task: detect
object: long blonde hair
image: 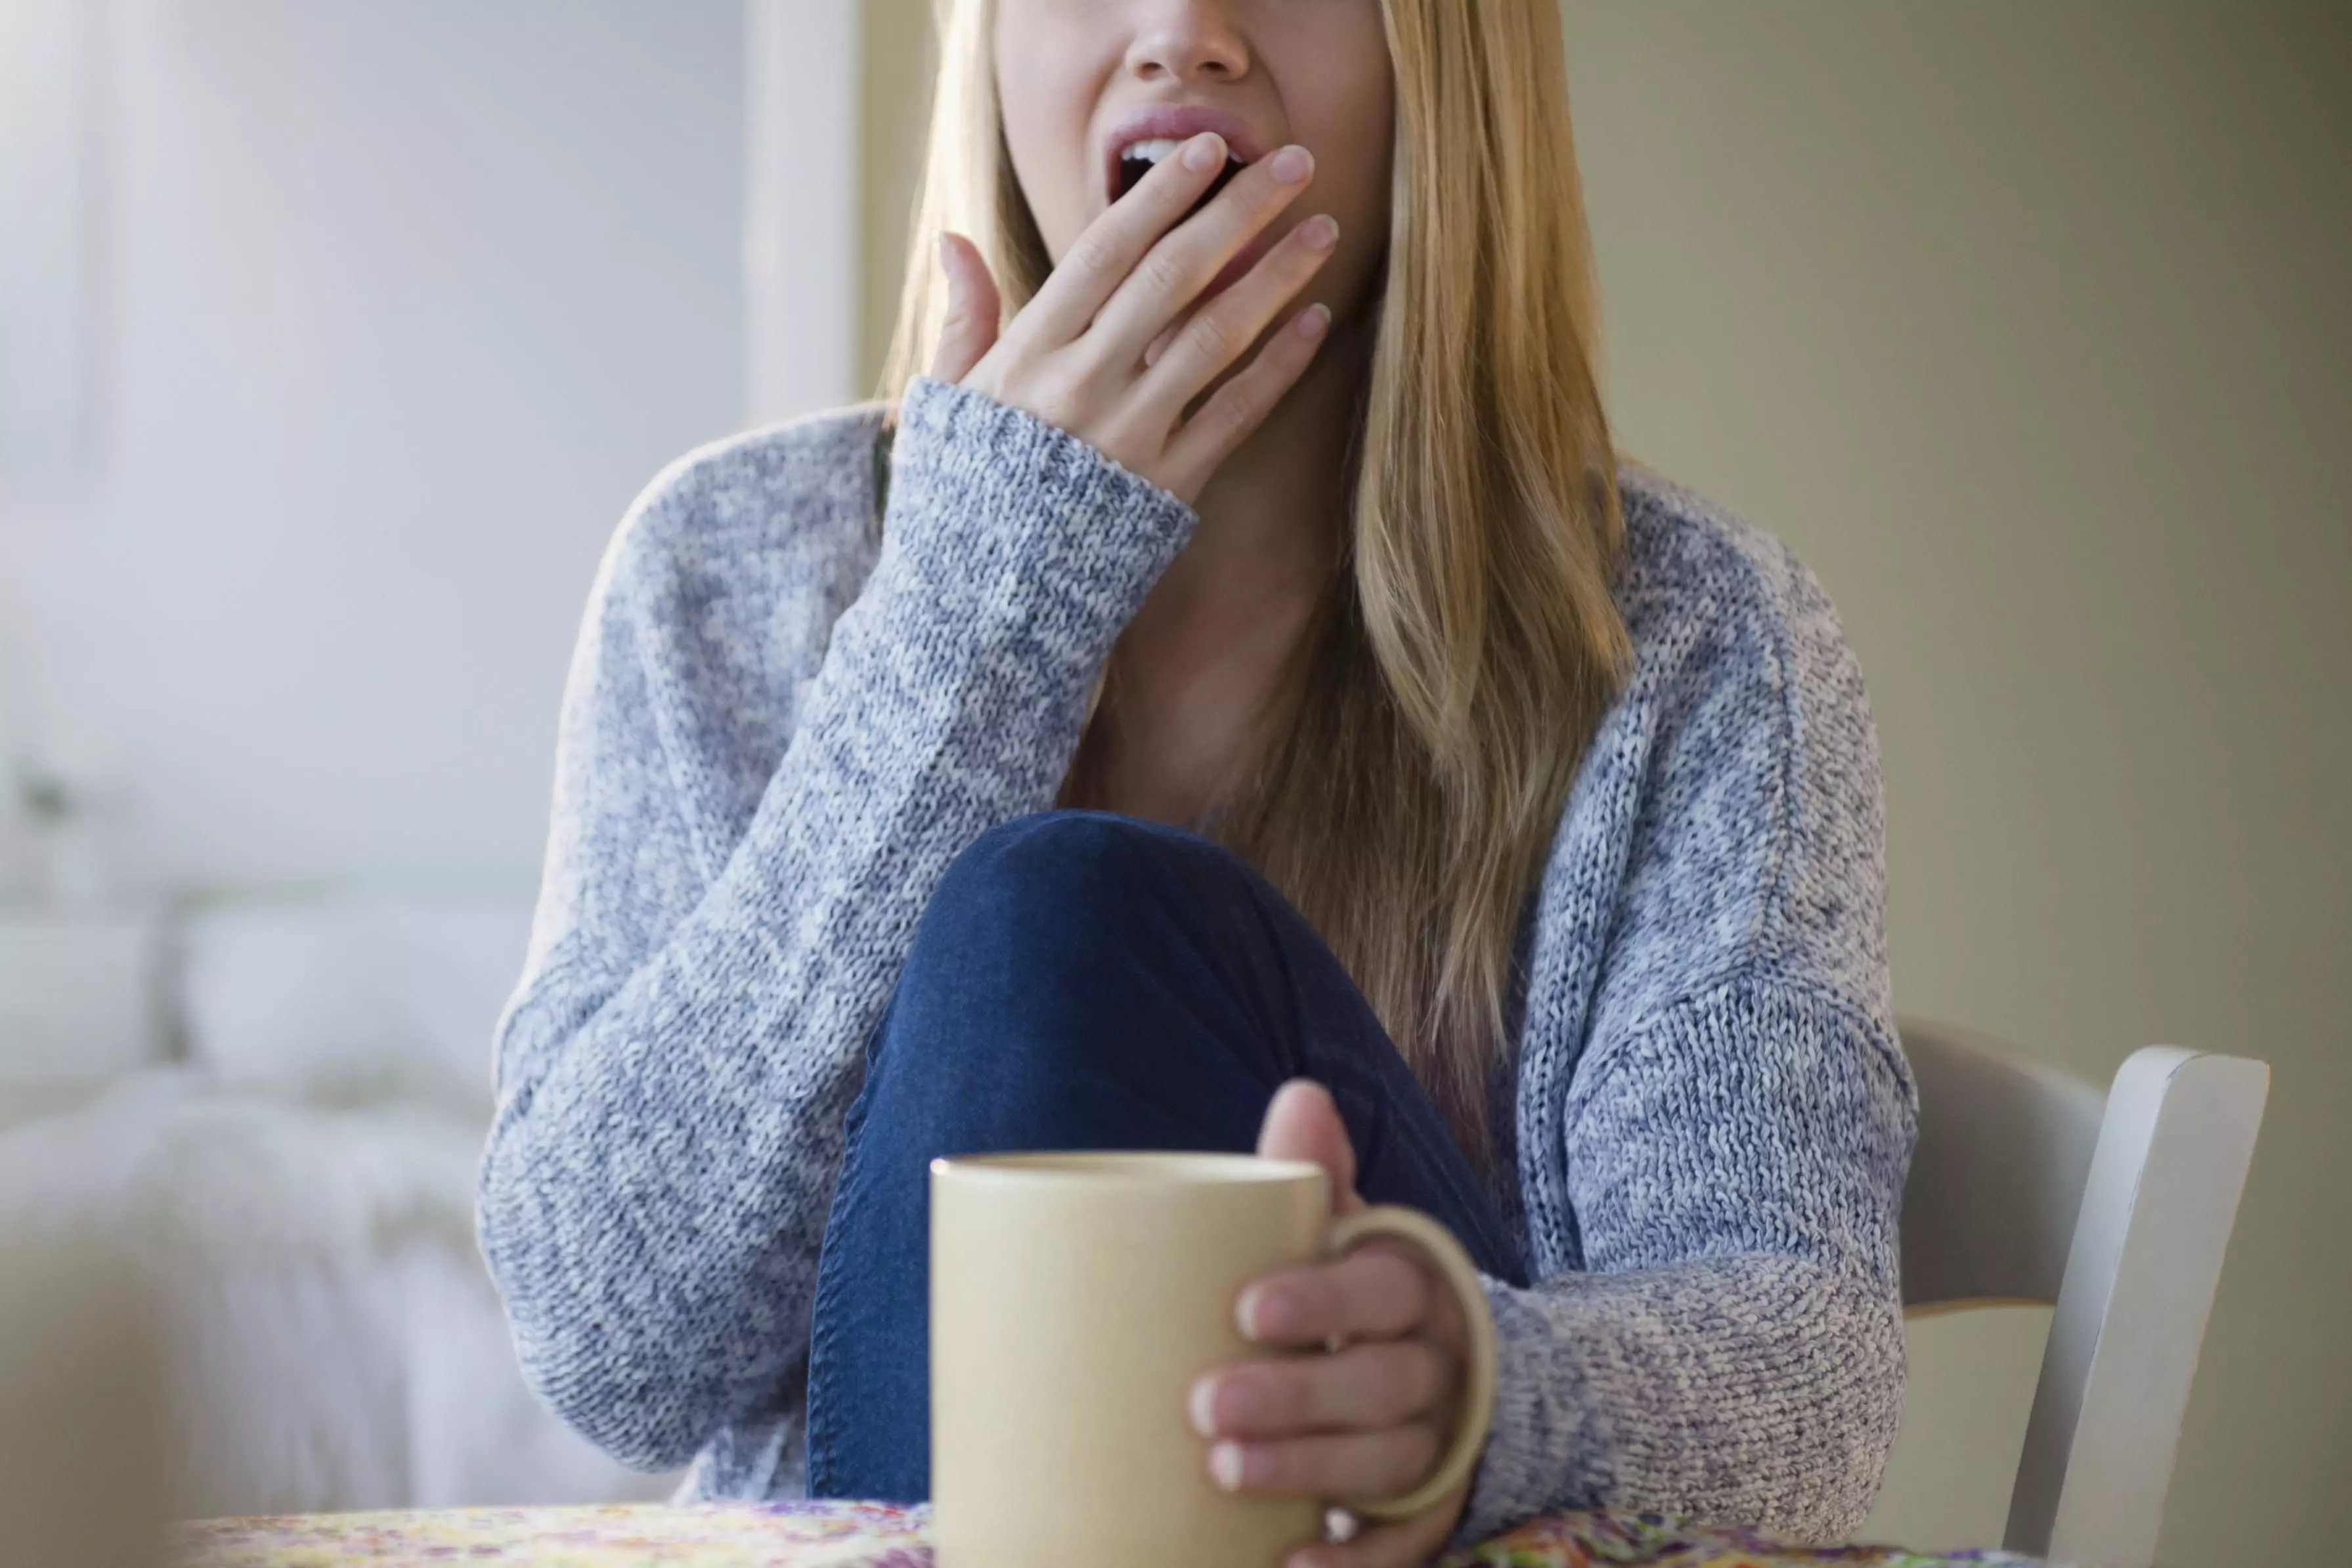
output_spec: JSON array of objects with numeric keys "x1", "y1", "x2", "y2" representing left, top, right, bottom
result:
[{"x1": 879, "y1": 0, "x2": 1632, "y2": 1171}]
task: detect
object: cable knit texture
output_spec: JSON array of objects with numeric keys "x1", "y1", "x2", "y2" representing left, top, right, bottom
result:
[{"x1": 477, "y1": 375, "x2": 1917, "y2": 1543}]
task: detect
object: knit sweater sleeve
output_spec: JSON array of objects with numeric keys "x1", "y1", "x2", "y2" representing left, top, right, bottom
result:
[
  {"x1": 475, "y1": 376, "x2": 1194, "y2": 1470},
  {"x1": 1457, "y1": 507, "x2": 1917, "y2": 1543}
]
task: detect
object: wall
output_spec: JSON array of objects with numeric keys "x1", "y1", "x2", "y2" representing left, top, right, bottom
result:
[
  {"x1": 861, "y1": 0, "x2": 939, "y2": 399},
  {"x1": 746, "y1": 0, "x2": 860, "y2": 424},
  {"x1": 0, "y1": 0, "x2": 749, "y2": 897},
  {"x1": 858, "y1": 3, "x2": 2351, "y2": 1559},
  {"x1": 1556, "y1": 8, "x2": 2349, "y2": 1559}
]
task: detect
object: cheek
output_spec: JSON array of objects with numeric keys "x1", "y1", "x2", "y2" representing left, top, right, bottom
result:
[
  {"x1": 1313, "y1": 111, "x2": 1396, "y2": 315},
  {"x1": 991, "y1": 28, "x2": 1097, "y2": 263},
  {"x1": 1000, "y1": 119, "x2": 1085, "y2": 260},
  {"x1": 1284, "y1": 30, "x2": 1395, "y2": 312},
  {"x1": 1335, "y1": 136, "x2": 1393, "y2": 264}
]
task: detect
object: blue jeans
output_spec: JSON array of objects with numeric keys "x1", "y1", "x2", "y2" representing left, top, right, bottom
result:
[{"x1": 802, "y1": 810, "x2": 1526, "y2": 1502}]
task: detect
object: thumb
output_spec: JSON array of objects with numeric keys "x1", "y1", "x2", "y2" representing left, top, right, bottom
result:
[
  {"x1": 1257, "y1": 1079, "x2": 1364, "y2": 1216},
  {"x1": 928, "y1": 230, "x2": 1001, "y2": 384}
]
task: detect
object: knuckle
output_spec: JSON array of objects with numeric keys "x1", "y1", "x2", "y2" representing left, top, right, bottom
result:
[
  {"x1": 1247, "y1": 337, "x2": 1303, "y2": 386},
  {"x1": 1035, "y1": 370, "x2": 1091, "y2": 422},
  {"x1": 1203, "y1": 379, "x2": 1263, "y2": 438},
  {"x1": 1091, "y1": 412, "x2": 1142, "y2": 460},
  {"x1": 1301, "y1": 1271, "x2": 1351, "y2": 1334},
  {"x1": 1391, "y1": 1253, "x2": 1437, "y2": 1316},
  {"x1": 1267, "y1": 1365, "x2": 1320, "y2": 1427},
  {"x1": 1397, "y1": 1342, "x2": 1448, "y2": 1412},
  {"x1": 1181, "y1": 310, "x2": 1238, "y2": 363},
  {"x1": 1385, "y1": 1425, "x2": 1441, "y2": 1491},
  {"x1": 1360, "y1": 1345, "x2": 1415, "y2": 1412},
  {"x1": 1195, "y1": 399, "x2": 1253, "y2": 456},
  {"x1": 1135, "y1": 247, "x2": 1194, "y2": 300},
  {"x1": 1029, "y1": 389, "x2": 1076, "y2": 430},
  {"x1": 1362, "y1": 1345, "x2": 1425, "y2": 1420},
  {"x1": 1321, "y1": 1349, "x2": 1380, "y2": 1423},
  {"x1": 1066, "y1": 234, "x2": 1125, "y2": 284},
  {"x1": 1355, "y1": 1251, "x2": 1431, "y2": 1324},
  {"x1": 1263, "y1": 1441, "x2": 1311, "y2": 1494}
]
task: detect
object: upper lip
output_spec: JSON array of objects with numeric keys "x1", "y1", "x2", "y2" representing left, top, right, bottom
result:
[{"x1": 1100, "y1": 104, "x2": 1266, "y2": 204}]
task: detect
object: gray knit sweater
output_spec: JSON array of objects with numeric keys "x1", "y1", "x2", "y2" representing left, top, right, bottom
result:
[{"x1": 477, "y1": 374, "x2": 1917, "y2": 1543}]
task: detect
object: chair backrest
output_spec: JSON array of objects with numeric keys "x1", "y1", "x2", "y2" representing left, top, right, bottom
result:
[{"x1": 1895, "y1": 1016, "x2": 2268, "y2": 1568}]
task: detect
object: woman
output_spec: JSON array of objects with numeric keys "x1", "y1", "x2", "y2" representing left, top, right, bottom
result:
[{"x1": 478, "y1": 2, "x2": 1917, "y2": 1563}]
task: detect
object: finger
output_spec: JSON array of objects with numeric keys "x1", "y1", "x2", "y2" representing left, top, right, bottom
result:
[
  {"x1": 1288, "y1": 1510, "x2": 1458, "y2": 1568},
  {"x1": 927, "y1": 231, "x2": 1002, "y2": 384},
  {"x1": 1143, "y1": 314, "x2": 1184, "y2": 368},
  {"x1": 1015, "y1": 131, "x2": 1235, "y2": 349},
  {"x1": 1160, "y1": 303, "x2": 1331, "y2": 496},
  {"x1": 1190, "y1": 1341, "x2": 1450, "y2": 1439},
  {"x1": 1089, "y1": 143, "x2": 1317, "y2": 363},
  {"x1": 1238, "y1": 1244, "x2": 1431, "y2": 1347},
  {"x1": 1255, "y1": 1079, "x2": 1362, "y2": 1217},
  {"x1": 1139, "y1": 212, "x2": 1338, "y2": 418},
  {"x1": 1208, "y1": 1424, "x2": 1441, "y2": 1503}
]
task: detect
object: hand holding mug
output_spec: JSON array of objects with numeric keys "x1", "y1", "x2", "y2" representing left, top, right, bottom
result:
[
  {"x1": 1189, "y1": 1081, "x2": 1485, "y2": 1568},
  {"x1": 927, "y1": 131, "x2": 1339, "y2": 506},
  {"x1": 929, "y1": 1137, "x2": 1494, "y2": 1568}
]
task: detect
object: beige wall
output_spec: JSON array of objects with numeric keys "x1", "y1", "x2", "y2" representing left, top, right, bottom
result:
[
  {"x1": 858, "y1": 3, "x2": 2351, "y2": 1561},
  {"x1": 861, "y1": 0, "x2": 939, "y2": 397}
]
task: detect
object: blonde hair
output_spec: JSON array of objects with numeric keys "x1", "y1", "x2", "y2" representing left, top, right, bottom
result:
[{"x1": 880, "y1": 0, "x2": 1633, "y2": 1171}]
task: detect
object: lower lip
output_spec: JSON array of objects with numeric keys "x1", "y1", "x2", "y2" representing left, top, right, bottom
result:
[{"x1": 1200, "y1": 231, "x2": 1276, "y2": 305}]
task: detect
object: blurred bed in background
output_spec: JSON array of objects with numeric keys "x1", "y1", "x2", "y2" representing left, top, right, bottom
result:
[
  {"x1": 0, "y1": 892, "x2": 679, "y2": 1515},
  {"x1": 0, "y1": 0, "x2": 860, "y2": 1517}
]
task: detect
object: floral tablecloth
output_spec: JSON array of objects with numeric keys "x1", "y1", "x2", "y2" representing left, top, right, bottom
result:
[{"x1": 174, "y1": 1500, "x2": 2043, "y2": 1568}]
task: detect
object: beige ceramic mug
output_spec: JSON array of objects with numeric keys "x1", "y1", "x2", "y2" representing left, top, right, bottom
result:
[{"x1": 930, "y1": 1152, "x2": 1499, "y2": 1568}]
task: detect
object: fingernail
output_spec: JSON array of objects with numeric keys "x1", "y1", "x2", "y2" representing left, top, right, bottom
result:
[
  {"x1": 1297, "y1": 303, "x2": 1332, "y2": 339},
  {"x1": 1269, "y1": 144, "x2": 1313, "y2": 183},
  {"x1": 1188, "y1": 1377, "x2": 1218, "y2": 1437},
  {"x1": 1235, "y1": 1284, "x2": 1266, "y2": 1339},
  {"x1": 1209, "y1": 1441, "x2": 1247, "y2": 1491},
  {"x1": 1300, "y1": 215, "x2": 1338, "y2": 251},
  {"x1": 1183, "y1": 133, "x2": 1226, "y2": 173}
]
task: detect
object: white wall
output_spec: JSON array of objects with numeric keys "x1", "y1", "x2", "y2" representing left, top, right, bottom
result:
[
  {"x1": 0, "y1": 0, "x2": 754, "y2": 896},
  {"x1": 744, "y1": 0, "x2": 859, "y2": 424}
]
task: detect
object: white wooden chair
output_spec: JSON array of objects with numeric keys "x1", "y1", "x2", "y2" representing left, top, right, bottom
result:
[{"x1": 1896, "y1": 1016, "x2": 2267, "y2": 1568}]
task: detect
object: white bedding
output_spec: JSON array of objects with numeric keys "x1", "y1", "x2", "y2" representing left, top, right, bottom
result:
[{"x1": 0, "y1": 892, "x2": 678, "y2": 1517}]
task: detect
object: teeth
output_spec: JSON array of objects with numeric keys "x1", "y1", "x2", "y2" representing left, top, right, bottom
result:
[{"x1": 1112, "y1": 136, "x2": 1246, "y2": 205}]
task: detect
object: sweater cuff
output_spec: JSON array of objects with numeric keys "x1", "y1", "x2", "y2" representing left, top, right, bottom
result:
[
  {"x1": 892, "y1": 375, "x2": 1196, "y2": 572},
  {"x1": 1451, "y1": 1276, "x2": 1612, "y2": 1546},
  {"x1": 879, "y1": 378, "x2": 1200, "y2": 674}
]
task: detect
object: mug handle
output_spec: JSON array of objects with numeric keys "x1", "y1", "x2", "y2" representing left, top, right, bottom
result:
[{"x1": 1320, "y1": 1205, "x2": 1499, "y2": 1523}]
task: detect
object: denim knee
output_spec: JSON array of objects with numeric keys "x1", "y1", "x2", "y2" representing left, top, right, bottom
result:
[
  {"x1": 919, "y1": 810, "x2": 1200, "y2": 955},
  {"x1": 877, "y1": 812, "x2": 1248, "y2": 1092},
  {"x1": 886, "y1": 812, "x2": 1149, "y2": 1035}
]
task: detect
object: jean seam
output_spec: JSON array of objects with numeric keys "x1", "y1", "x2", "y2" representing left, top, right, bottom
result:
[
  {"x1": 1232, "y1": 864, "x2": 1523, "y2": 1283},
  {"x1": 804, "y1": 1074, "x2": 882, "y2": 1495}
]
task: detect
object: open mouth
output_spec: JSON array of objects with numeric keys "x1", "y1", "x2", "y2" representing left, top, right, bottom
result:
[{"x1": 1116, "y1": 139, "x2": 1248, "y2": 220}]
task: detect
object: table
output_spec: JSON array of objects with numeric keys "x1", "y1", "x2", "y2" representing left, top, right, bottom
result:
[{"x1": 174, "y1": 1499, "x2": 2045, "y2": 1567}]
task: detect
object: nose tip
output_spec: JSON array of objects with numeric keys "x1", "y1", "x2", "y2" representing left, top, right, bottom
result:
[
  {"x1": 1133, "y1": 51, "x2": 1242, "y2": 82},
  {"x1": 1126, "y1": 20, "x2": 1249, "y2": 83}
]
